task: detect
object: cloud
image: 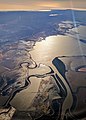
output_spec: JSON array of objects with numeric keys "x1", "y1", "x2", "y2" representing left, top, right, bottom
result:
[{"x1": 0, "y1": 0, "x2": 86, "y2": 10}]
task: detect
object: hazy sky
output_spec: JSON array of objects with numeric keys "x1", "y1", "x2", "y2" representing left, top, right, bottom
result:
[{"x1": 0, "y1": 0, "x2": 86, "y2": 11}]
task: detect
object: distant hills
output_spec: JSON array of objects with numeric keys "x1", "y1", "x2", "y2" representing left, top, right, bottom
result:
[{"x1": 0, "y1": 9, "x2": 86, "y2": 44}]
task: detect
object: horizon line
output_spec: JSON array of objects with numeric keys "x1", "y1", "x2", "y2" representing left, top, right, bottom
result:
[{"x1": 0, "y1": 8, "x2": 86, "y2": 12}]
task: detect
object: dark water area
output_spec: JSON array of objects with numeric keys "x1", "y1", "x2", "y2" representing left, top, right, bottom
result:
[{"x1": 80, "y1": 39, "x2": 86, "y2": 43}]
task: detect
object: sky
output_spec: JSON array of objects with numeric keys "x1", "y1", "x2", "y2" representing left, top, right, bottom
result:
[{"x1": 0, "y1": 0, "x2": 86, "y2": 11}]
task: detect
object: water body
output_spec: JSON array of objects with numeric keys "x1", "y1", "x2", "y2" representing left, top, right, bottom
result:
[
  {"x1": 71, "y1": 25, "x2": 86, "y2": 39},
  {"x1": 30, "y1": 35, "x2": 86, "y2": 64}
]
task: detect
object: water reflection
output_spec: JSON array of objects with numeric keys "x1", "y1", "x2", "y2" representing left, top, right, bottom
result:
[{"x1": 30, "y1": 34, "x2": 86, "y2": 65}]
